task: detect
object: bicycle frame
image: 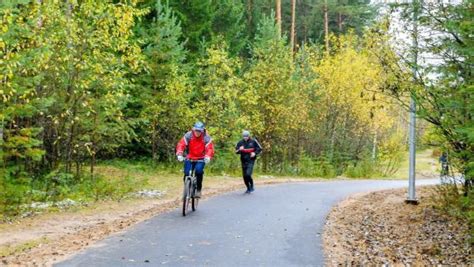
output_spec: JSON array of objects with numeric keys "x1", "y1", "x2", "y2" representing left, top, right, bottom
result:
[
  {"x1": 185, "y1": 159, "x2": 205, "y2": 178},
  {"x1": 182, "y1": 159, "x2": 204, "y2": 216},
  {"x1": 440, "y1": 162, "x2": 450, "y2": 184}
]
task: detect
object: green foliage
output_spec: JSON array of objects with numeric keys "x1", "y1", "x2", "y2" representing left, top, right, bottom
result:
[
  {"x1": 166, "y1": 0, "x2": 247, "y2": 58},
  {"x1": 344, "y1": 159, "x2": 377, "y2": 178},
  {"x1": 297, "y1": 154, "x2": 337, "y2": 178},
  {"x1": 205, "y1": 150, "x2": 242, "y2": 176},
  {"x1": 242, "y1": 14, "x2": 305, "y2": 171},
  {"x1": 0, "y1": 176, "x2": 31, "y2": 218},
  {"x1": 132, "y1": 0, "x2": 192, "y2": 160},
  {"x1": 375, "y1": 1, "x2": 473, "y2": 189},
  {"x1": 366, "y1": 2, "x2": 473, "y2": 235},
  {"x1": 377, "y1": 132, "x2": 405, "y2": 176},
  {"x1": 433, "y1": 184, "x2": 474, "y2": 244},
  {"x1": 195, "y1": 43, "x2": 243, "y2": 147},
  {"x1": 211, "y1": 0, "x2": 247, "y2": 56},
  {"x1": 0, "y1": 170, "x2": 140, "y2": 219},
  {"x1": 274, "y1": 0, "x2": 378, "y2": 45},
  {"x1": 0, "y1": 0, "x2": 407, "y2": 216}
]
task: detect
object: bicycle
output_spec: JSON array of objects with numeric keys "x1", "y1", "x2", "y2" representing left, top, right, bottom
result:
[
  {"x1": 440, "y1": 161, "x2": 449, "y2": 184},
  {"x1": 182, "y1": 159, "x2": 202, "y2": 216}
]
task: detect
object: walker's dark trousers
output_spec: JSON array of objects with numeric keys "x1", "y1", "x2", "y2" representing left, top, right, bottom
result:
[{"x1": 241, "y1": 160, "x2": 255, "y2": 190}]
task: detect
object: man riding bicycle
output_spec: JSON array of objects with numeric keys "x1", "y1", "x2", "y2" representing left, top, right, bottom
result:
[
  {"x1": 176, "y1": 122, "x2": 214, "y2": 198},
  {"x1": 439, "y1": 152, "x2": 449, "y2": 176}
]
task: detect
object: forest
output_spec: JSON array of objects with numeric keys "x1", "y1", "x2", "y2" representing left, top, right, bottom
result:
[{"x1": 0, "y1": 0, "x2": 472, "y2": 217}]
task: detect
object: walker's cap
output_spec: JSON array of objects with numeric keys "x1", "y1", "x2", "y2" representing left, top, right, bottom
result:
[{"x1": 242, "y1": 130, "x2": 250, "y2": 137}]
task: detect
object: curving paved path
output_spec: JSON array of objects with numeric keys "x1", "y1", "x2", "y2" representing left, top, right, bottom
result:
[{"x1": 57, "y1": 179, "x2": 438, "y2": 267}]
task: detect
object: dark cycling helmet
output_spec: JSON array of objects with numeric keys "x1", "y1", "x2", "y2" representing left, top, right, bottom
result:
[{"x1": 192, "y1": 121, "x2": 205, "y2": 132}]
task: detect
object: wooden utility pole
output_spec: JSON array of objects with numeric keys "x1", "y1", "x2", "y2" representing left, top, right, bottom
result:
[
  {"x1": 276, "y1": 0, "x2": 282, "y2": 35},
  {"x1": 290, "y1": 0, "x2": 296, "y2": 51},
  {"x1": 324, "y1": 0, "x2": 329, "y2": 50}
]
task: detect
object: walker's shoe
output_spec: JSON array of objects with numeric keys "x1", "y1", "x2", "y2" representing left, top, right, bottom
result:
[
  {"x1": 250, "y1": 186, "x2": 255, "y2": 192},
  {"x1": 244, "y1": 189, "x2": 250, "y2": 194},
  {"x1": 195, "y1": 190, "x2": 201, "y2": 198}
]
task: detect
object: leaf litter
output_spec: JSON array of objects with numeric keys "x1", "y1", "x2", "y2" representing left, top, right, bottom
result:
[{"x1": 323, "y1": 186, "x2": 471, "y2": 265}]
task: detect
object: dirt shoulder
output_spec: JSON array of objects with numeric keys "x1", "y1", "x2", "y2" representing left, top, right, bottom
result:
[
  {"x1": 0, "y1": 177, "x2": 313, "y2": 266},
  {"x1": 324, "y1": 186, "x2": 471, "y2": 265}
]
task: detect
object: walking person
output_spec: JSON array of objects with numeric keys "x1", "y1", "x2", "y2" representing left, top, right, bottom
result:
[{"x1": 236, "y1": 130, "x2": 262, "y2": 193}]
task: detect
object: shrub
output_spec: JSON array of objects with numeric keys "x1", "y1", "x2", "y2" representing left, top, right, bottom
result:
[
  {"x1": 297, "y1": 154, "x2": 337, "y2": 178},
  {"x1": 344, "y1": 159, "x2": 377, "y2": 178}
]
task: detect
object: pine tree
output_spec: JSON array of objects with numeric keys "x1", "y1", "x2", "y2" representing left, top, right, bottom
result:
[
  {"x1": 194, "y1": 43, "x2": 243, "y2": 148},
  {"x1": 243, "y1": 15, "x2": 295, "y2": 171},
  {"x1": 133, "y1": 0, "x2": 191, "y2": 161}
]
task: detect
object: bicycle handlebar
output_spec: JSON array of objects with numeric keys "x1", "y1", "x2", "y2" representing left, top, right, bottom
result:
[{"x1": 185, "y1": 159, "x2": 205, "y2": 163}]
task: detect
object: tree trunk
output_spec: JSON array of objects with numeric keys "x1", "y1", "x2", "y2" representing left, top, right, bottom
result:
[
  {"x1": 247, "y1": 0, "x2": 253, "y2": 31},
  {"x1": 37, "y1": 0, "x2": 43, "y2": 27},
  {"x1": 276, "y1": 0, "x2": 282, "y2": 35},
  {"x1": 65, "y1": 0, "x2": 74, "y2": 173},
  {"x1": 0, "y1": 122, "x2": 3, "y2": 144},
  {"x1": 65, "y1": 105, "x2": 77, "y2": 173},
  {"x1": 91, "y1": 150, "x2": 95, "y2": 178},
  {"x1": 372, "y1": 131, "x2": 378, "y2": 160},
  {"x1": 75, "y1": 157, "x2": 80, "y2": 177},
  {"x1": 0, "y1": 120, "x2": 4, "y2": 170},
  {"x1": 338, "y1": 12, "x2": 343, "y2": 32},
  {"x1": 290, "y1": 0, "x2": 296, "y2": 51},
  {"x1": 152, "y1": 120, "x2": 158, "y2": 161},
  {"x1": 324, "y1": 0, "x2": 329, "y2": 51},
  {"x1": 90, "y1": 111, "x2": 98, "y2": 178}
]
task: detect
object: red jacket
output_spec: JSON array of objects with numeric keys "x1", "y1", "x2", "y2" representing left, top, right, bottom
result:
[{"x1": 176, "y1": 130, "x2": 215, "y2": 160}]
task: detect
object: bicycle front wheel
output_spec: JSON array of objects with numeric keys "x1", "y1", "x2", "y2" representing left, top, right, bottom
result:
[{"x1": 182, "y1": 178, "x2": 192, "y2": 216}]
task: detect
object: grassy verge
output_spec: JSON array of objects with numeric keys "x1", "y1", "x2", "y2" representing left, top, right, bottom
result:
[
  {"x1": 94, "y1": 159, "x2": 329, "y2": 199},
  {"x1": 1, "y1": 150, "x2": 437, "y2": 220},
  {"x1": 391, "y1": 149, "x2": 438, "y2": 179},
  {"x1": 0, "y1": 237, "x2": 50, "y2": 258},
  {"x1": 1, "y1": 159, "x2": 322, "y2": 221}
]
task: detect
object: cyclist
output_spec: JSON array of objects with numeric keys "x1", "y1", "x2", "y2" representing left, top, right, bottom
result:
[
  {"x1": 236, "y1": 130, "x2": 262, "y2": 193},
  {"x1": 176, "y1": 122, "x2": 214, "y2": 198},
  {"x1": 439, "y1": 152, "x2": 449, "y2": 184},
  {"x1": 439, "y1": 152, "x2": 449, "y2": 176}
]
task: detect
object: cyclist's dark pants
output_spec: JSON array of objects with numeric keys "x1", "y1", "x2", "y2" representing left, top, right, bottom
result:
[
  {"x1": 241, "y1": 160, "x2": 255, "y2": 190},
  {"x1": 441, "y1": 164, "x2": 449, "y2": 176},
  {"x1": 183, "y1": 161, "x2": 205, "y2": 191}
]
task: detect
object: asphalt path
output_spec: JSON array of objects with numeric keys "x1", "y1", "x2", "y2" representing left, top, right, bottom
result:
[{"x1": 57, "y1": 179, "x2": 438, "y2": 267}]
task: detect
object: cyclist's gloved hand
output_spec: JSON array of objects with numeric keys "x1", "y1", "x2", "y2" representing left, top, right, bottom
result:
[
  {"x1": 204, "y1": 157, "x2": 211, "y2": 164},
  {"x1": 177, "y1": 155, "x2": 184, "y2": 162}
]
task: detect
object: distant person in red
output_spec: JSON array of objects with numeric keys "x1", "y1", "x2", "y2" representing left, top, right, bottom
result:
[
  {"x1": 236, "y1": 130, "x2": 262, "y2": 194},
  {"x1": 176, "y1": 122, "x2": 214, "y2": 198}
]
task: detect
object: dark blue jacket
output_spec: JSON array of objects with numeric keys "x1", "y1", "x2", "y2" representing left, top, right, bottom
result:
[{"x1": 236, "y1": 138, "x2": 263, "y2": 162}]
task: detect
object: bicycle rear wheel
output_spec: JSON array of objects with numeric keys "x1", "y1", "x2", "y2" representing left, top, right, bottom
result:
[
  {"x1": 182, "y1": 178, "x2": 192, "y2": 216},
  {"x1": 192, "y1": 192, "x2": 198, "y2": 211}
]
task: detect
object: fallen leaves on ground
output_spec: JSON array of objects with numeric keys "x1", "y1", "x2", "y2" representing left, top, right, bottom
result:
[{"x1": 324, "y1": 186, "x2": 471, "y2": 265}]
